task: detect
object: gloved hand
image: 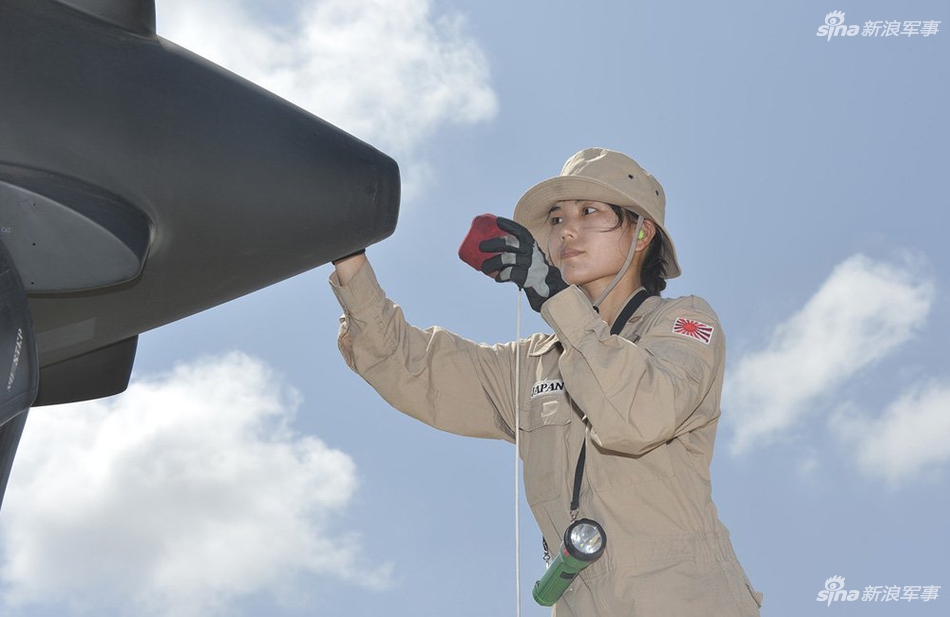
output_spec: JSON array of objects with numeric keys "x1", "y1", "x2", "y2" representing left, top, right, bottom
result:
[
  {"x1": 458, "y1": 214, "x2": 504, "y2": 274},
  {"x1": 477, "y1": 217, "x2": 568, "y2": 313}
]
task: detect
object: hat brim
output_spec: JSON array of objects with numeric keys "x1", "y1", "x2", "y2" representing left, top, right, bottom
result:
[{"x1": 513, "y1": 176, "x2": 682, "y2": 279}]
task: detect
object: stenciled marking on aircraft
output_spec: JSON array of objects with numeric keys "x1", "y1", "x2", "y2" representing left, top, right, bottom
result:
[{"x1": 7, "y1": 328, "x2": 23, "y2": 392}]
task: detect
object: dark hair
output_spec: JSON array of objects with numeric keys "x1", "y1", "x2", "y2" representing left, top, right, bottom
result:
[{"x1": 608, "y1": 205, "x2": 668, "y2": 296}]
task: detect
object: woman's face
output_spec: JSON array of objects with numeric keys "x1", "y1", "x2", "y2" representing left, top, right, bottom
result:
[{"x1": 544, "y1": 200, "x2": 637, "y2": 292}]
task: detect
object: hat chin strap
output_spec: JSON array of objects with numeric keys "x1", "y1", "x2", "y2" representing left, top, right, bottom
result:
[{"x1": 592, "y1": 217, "x2": 644, "y2": 310}]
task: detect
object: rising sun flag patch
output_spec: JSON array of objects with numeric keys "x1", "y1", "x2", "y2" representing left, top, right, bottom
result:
[{"x1": 672, "y1": 317, "x2": 714, "y2": 344}]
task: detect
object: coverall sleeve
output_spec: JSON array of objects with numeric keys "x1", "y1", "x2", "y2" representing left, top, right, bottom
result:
[
  {"x1": 329, "y1": 260, "x2": 519, "y2": 442},
  {"x1": 541, "y1": 286, "x2": 724, "y2": 456}
]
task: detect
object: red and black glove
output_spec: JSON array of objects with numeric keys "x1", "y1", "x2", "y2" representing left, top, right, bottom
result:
[{"x1": 458, "y1": 214, "x2": 567, "y2": 313}]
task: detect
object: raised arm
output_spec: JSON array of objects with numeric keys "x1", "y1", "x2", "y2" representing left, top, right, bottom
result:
[
  {"x1": 541, "y1": 286, "x2": 725, "y2": 455},
  {"x1": 330, "y1": 257, "x2": 524, "y2": 442}
]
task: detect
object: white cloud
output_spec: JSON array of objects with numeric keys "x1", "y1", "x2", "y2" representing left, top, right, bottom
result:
[
  {"x1": 155, "y1": 0, "x2": 498, "y2": 199},
  {"x1": 0, "y1": 352, "x2": 390, "y2": 616},
  {"x1": 830, "y1": 380, "x2": 950, "y2": 485},
  {"x1": 724, "y1": 254, "x2": 934, "y2": 454}
]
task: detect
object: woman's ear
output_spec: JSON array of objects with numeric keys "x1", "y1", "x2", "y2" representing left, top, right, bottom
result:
[{"x1": 636, "y1": 219, "x2": 657, "y2": 251}]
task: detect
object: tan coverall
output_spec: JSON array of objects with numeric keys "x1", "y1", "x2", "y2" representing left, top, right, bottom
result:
[{"x1": 331, "y1": 261, "x2": 763, "y2": 616}]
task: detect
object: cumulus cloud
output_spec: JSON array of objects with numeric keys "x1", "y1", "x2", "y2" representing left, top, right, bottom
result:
[
  {"x1": 0, "y1": 352, "x2": 389, "y2": 616},
  {"x1": 155, "y1": 0, "x2": 498, "y2": 197},
  {"x1": 830, "y1": 380, "x2": 950, "y2": 485},
  {"x1": 723, "y1": 254, "x2": 934, "y2": 454}
]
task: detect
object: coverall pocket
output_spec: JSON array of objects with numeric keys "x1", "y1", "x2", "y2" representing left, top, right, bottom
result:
[
  {"x1": 586, "y1": 439, "x2": 675, "y2": 492},
  {"x1": 519, "y1": 396, "x2": 571, "y2": 506}
]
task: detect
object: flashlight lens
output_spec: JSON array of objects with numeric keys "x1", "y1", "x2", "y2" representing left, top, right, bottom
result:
[{"x1": 569, "y1": 522, "x2": 603, "y2": 555}]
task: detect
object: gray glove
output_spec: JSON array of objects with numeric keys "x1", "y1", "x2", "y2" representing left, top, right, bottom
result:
[{"x1": 478, "y1": 217, "x2": 568, "y2": 313}]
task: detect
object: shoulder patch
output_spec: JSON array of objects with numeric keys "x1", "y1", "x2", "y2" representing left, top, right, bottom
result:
[{"x1": 672, "y1": 317, "x2": 714, "y2": 345}]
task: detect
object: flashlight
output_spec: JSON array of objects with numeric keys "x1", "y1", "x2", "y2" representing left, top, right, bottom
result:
[{"x1": 532, "y1": 518, "x2": 607, "y2": 606}]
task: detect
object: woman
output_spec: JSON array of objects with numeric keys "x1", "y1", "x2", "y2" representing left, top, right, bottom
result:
[{"x1": 330, "y1": 148, "x2": 762, "y2": 615}]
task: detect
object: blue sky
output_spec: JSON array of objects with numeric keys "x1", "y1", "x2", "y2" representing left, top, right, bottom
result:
[{"x1": 2, "y1": 0, "x2": 947, "y2": 615}]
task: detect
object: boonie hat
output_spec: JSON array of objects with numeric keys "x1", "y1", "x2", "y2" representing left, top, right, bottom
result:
[{"x1": 513, "y1": 147, "x2": 681, "y2": 279}]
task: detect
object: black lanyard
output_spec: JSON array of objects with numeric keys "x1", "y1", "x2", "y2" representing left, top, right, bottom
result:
[{"x1": 569, "y1": 289, "x2": 654, "y2": 516}]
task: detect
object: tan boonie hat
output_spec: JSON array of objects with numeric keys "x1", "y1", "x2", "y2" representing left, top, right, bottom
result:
[{"x1": 513, "y1": 147, "x2": 682, "y2": 279}]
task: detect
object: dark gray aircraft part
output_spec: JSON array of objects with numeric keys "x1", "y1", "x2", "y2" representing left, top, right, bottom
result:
[
  {"x1": 0, "y1": 0, "x2": 400, "y2": 509},
  {"x1": 0, "y1": 241, "x2": 36, "y2": 504}
]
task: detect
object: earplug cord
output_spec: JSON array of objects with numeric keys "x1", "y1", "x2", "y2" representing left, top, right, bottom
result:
[
  {"x1": 514, "y1": 288, "x2": 522, "y2": 617},
  {"x1": 591, "y1": 216, "x2": 644, "y2": 309}
]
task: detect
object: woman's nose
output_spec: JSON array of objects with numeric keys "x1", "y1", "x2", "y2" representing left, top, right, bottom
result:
[{"x1": 560, "y1": 215, "x2": 578, "y2": 238}]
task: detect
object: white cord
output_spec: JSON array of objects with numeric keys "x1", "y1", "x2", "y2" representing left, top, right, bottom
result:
[
  {"x1": 591, "y1": 217, "x2": 643, "y2": 309},
  {"x1": 514, "y1": 289, "x2": 522, "y2": 617}
]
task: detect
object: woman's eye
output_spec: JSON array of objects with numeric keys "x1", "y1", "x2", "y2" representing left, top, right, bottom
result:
[
  {"x1": 549, "y1": 216, "x2": 563, "y2": 226},
  {"x1": 582, "y1": 206, "x2": 598, "y2": 215}
]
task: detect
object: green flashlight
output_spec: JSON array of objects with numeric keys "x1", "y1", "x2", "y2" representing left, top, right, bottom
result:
[{"x1": 532, "y1": 518, "x2": 607, "y2": 606}]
